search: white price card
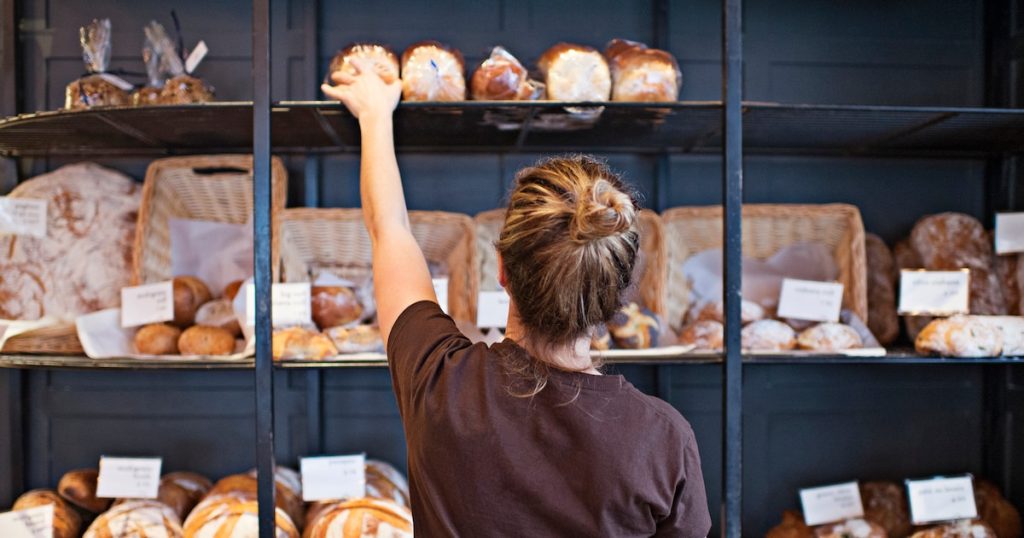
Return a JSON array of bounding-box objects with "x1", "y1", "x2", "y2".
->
[
  {"x1": 301, "y1": 454, "x2": 366, "y2": 502},
  {"x1": 898, "y1": 270, "x2": 971, "y2": 316},
  {"x1": 97, "y1": 73, "x2": 135, "y2": 91},
  {"x1": 120, "y1": 281, "x2": 174, "y2": 328},
  {"x1": 0, "y1": 198, "x2": 47, "y2": 238},
  {"x1": 776, "y1": 278, "x2": 844, "y2": 323},
  {"x1": 245, "y1": 283, "x2": 313, "y2": 327},
  {"x1": 906, "y1": 475, "x2": 978, "y2": 524},
  {"x1": 477, "y1": 290, "x2": 511, "y2": 328},
  {"x1": 995, "y1": 212, "x2": 1024, "y2": 255},
  {"x1": 432, "y1": 278, "x2": 449, "y2": 314},
  {"x1": 96, "y1": 456, "x2": 162, "y2": 499},
  {"x1": 799, "y1": 481, "x2": 865, "y2": 526},
  {"x1": 0, "y1": 504, "x2": 54, "y2": 538},
  {"x1": 184, "y1": 40, "x2": 209, "y2": 74}
]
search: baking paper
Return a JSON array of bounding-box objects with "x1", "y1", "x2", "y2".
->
[
  {"x1": 169, "y1": 217, "x2": 252, "y2": 295},
  {"x1": 76, "y1": 308, "x2": 253, "y2": 360}
]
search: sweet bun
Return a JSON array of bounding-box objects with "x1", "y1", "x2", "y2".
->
[
  {"x1": 273, "y1": 327, "x2": 338, "y2": 360},
  {"x1": 741, "y1": 319, "x2": 797, "y2": 351},
  {"x1": 606, "y1": 302, "x2": 660, "y2": 349},
  {"x1": 178, "y1": 325, "x2": 235, "y2": 356},
  {"x1": 58, "y1": 468, "x2": 111, "y2": 513},
  {"x1": 311, "y1": 286, "x2": 363, "y2": 329},
  {"x1": 172, "y1": 276, "x2": 212, "y2": 328},
  {"x1": 134, "y1": 323, "x2": 182, "y2": 355},
  {"x1": 195, "y1": 299, "x2": 242, "y2": 337},
  {"x1": 797, "y1": 323, "x2": 863, "y2": 352}
]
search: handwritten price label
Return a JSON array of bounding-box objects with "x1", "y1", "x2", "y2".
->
[
  {"x1": 121, "y1": 281, "x2": 175, "y2": 328},
  {"x1": 246, "y1": 283, "x2": 313, "y2": 328},
  {"x1": 800, "y1": 481, "x2": 864, "y2": 526},
  {"x1": 776, "y1": 279, "x2": 844, "y2": 323},
  {"x1": 477, "y1": 290, "x2": 511, "y2": 328},
  {"x1": 301, "y1": 454, "x2": 366, "y2": 501},
  {"x1": 96, "y1": 456, "x2": 162, "y2": 499},
  {"x1": 0, "y1": 198, "x2": 47, "y2": 238},
  {"x1": 898, "y1": 270, "x2": 970, "y2": 316},
  {"x1": 906, "y1": 475, "x2": 977, "y2": 524},
  {"x1": 995, "y1": 213, "x2": 1024, "y2": 255},
  {"x1": 0, "y1": 505, "x2": 53, "y2": 538}
]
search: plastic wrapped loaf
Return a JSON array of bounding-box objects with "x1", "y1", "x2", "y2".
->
[
  {"x1": 400, "y1": 41, "x2": 466, "y2": 101},
  {"x1": 66, "y1": 19, "x2": 130, "y2": 109},
  {"x1": 604, "y1": 38, "x2": 681, "y2": 102},
  {"x1": 84, "y1": 500, "x2": 184, "y2": 538},
  {"x1": 470, "y1": 46, "x2": 542, "y2": 100},
  {"x1": 537, "y1": 43, "x2": 611, "y2": 102},
  {"x1": 328, "y1": 44, "x2": 400, "y2": 85},
  {"x1": 183, "y1": 495, "x2": 298, "y2": 538},
  {"x1": 303, "y1": 498, "x2": 413, "y2": 538}
]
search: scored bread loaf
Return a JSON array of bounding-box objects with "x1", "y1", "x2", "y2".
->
[
  {"x1": 864, "y1": 234, "x2": 900, "y2": 345},
  {"x1": 183, "y1": 496, "x2": 298, "y2": 538},
  {"x1": 202, "y1": 472, "x2": 303, "y2": 527},
  {"x1": 58, "y1": 468, "x2": 111, "y2": 513},
  {"x1": 84, "y1": 499, "x2": 183, "y2": 538},
  {"x1": 742, "y1": 320, "x2": 796, "y2": 351},
  {"x1": 302, "y1": 498, "x2": 413, "y2": 538},
  {"x1": 13, "y1": 489, "x2": 82, "y2": 538}
]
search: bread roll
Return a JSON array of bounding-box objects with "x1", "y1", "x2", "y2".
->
[
  {"x1": 470, "y1": 46, "x2": 541, "y2": 101},
  {"x1": 311, "y1": 286, "x2": 363, "y2": 329},
  {"x1": 815, "y1": 519, "x2": 887, "y2": 538},
  {"x1": 303, "y1": 498, "x2": 413, "y2": 538},
  {"x1": 865, "y1": 234, "x2": 900, "y2": 345},
  {"x1": 328, "y1": 43, "x2": 400, "y2": 85},
  {"x1": 537, "y1": 43, "x2": 611, "y2": 102},
  {"x1": 915, "y1": 315, "x2": 1003, "y2": 357},
  {"x1": 134, "y1": 323, "x2": 182, "y2": 355},
  {"x1": 860, "y1": 480, "x2": 912, "y2": 538},
  {"x1": 85, "y1": 499, "x2": 183, "y2": 538},
  {"x1": 797, "y1": 323, "x2": 863, "y2": 352},
  {"x1": 741, "y1": 320, "x2": 796, "y2": 351},
  {"x1": 606, "y1": 302, "x2": 660, "y2": 349},
  {"x1": 605, "y1": 38, "x2": 681, "y2": 102},
  {"x1": 325, "y1": 325, "x2": 384, "y2": 354},
  {"x1": 400, "y1": 41, "x2": 465, "y2": 101},
  {"x1": 685, "y1": 300, "x2": 765, "y2": 326},
  {"x1": 679, "y1": 320, "x2": 724, "y2": 351},
  {"x1": 766, "y1": 510, "x2": 813, "y2": 538},
  {"x1": 13, "y1": 489, "x2": 82, "y2": 538},
  {"x1": 590, "y1": 323, "x2": 612, "y2": 351},
  {"x1": 195, "y1": 299, "x2": 242, "y2": 337},
  {"x1": 178, "y1": 325, "x2": 235, "y2": 356},
  {"x1": 183, "y1": 496, "x2": 298, "y2": 538},
  {"x1": 173, "y1": 276, "x2": 212, "y2": 328},
  {"x1": 975, "y1": 479, "x2": 1022, "y2": 538},
  {"x1": 273, "y1": 327, "x2": 338, "y2": 360},
  {"x1": 223, "y1": 280, "x2": 244, "y2": 301},
  {"x1": 58, "y1": 468, "x2": 111, "y2": 513},
  {"x1": 911, "y1": 520, "x2": 996, "y2": 538}
]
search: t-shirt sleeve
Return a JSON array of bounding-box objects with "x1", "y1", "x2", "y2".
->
[
  {"x1": 386, "y1": 300, "x2": 472, "y2": 413},
  {"x1": 655, "y1": 434, "x2": 712, "y2": 538}
]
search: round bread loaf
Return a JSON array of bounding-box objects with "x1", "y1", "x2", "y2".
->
[
  {"x1": 195, "y1": 299, "x2": 241, "y2": 337},
  {"x1": 85, "y1": 499, "x2": 183, "y2": 538},
  {"x1": 400, "y1": 41, "x2": 466, "y2": 101},
  {"x1": 204, "y1": 473, "x2": 303, "y2": 529},
  {"x1": 158, "y1": 74, "x2": 213, "y2": 104},
  {"x1": 860, "y1": 480, "x2": 912, "y2": 538},
  {"x1": 132, "y1": 86, "x2": 163, "y2": 106},
  {"x1": 183, "y1": 495, "x2": 298, "y2": 538},
  {"x1": 537, "y1": 43, "x2": 611, "y2": 102},
  {"x1": 66, "y1": 75, "x2": 130, "y2": 109},
  {"x1": 273, "y1": 327, "x2": 338, "y2": 360},
  {"x1": 311, "y1": 286, "x2": 363, "y2": 330},
  {"x1": 13, "y1": 489, "x2": 82, "y2": 538},
  {"x1": 741, "y1": 320, "x2": 797, "y2": 351},
  {"x1": 328, "y1": 43, "x2": 400, "y2": 85},
  {"x1": 114, "y1": 471, "x2": 212, "y2": 522},
  {"x1": 679, "y1": 320, "x2": 724, "y2": 351},
  {"x1": 366, "y1": 460, "x2": 410, "y2": 509},
  {"x1": 58, "y1": 468, "x2": 111, "y2": 513},
  {"x1": 178, "y1": 326, "x2": 235, "y2": 356},
  {"x1": 134, "y1": 323, "x2": 182, "y2": 355},
  {"x1": 173, "y1": 276, "x2": 212, "y2": 328},
  {"x1": 797, "y1": 323, "x2": 863, "y2": 352},
  {"x1": 325, "y1": 325, "x2": 383, "y2": 354},
  {"x1": 303, "y1": 498, "x2": 412, "y2": 538}
]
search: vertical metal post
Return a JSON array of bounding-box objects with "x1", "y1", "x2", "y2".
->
[
  {"x1": 252, "y1": 0, "x2": 276, "y2": 535},
  {"x1": 721, "y1": 0, "x2": 743, "y2": 536},
  {"x1": 303, "y1": 0, "x2": 321, "y2": 208}
]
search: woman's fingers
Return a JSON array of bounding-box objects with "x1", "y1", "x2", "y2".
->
[
  {"x1": 330, "y1": 70, "x2": 356, "y2": 85},
  {"x1": 321, "y1": 83, "x2": 349, "y2": 101}
]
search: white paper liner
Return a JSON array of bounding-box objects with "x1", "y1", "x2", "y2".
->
[
  {"x1": 0, "y1": 317, "x2": 64, "y2": 349},
  {"x1": 169, "y1": 217, "x2": 252, "y2": 295},
  {"x1": 76, "y1": 308, "x2": 253, "y2": 361}
]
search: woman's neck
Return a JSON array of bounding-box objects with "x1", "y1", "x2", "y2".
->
[{"x1": 504, "y1": 303, "x2": 601, "y2": 375}]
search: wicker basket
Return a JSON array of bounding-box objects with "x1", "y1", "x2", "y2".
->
[
  {"x1": 474, "y1": 208, "x2": 667, "y2": 316},
  {"x1": 662, "y1": 204, "x2": 867, "y2": 329},
  {"x1": 2, "y1": 324, "x2": 83, "y2": 354},
  {"x1": 278, "y1": 208, "x2": 479, "y2": 324},
  {"x1": 132, "y1": 155, "x2": 288, "y2": 285}
]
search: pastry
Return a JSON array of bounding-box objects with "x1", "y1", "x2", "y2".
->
[
  {"x1": 84, "y1": 500, "x2": 183, "y2": 538},
  {"x1": 974, "y1": 479, "x2": 1022, "y2": 538},
  {"x1": 605, "y1": 38, "x2": 681, "y2": 102},
  {"x1": 195, "y1": 299, "x2": 242, "y2": 337},
  {"x1": 223, "y1": 280, "x2": 244, "y2": 301},
  {"x1": 178, "y1": 325, "x2": 235, "y2": 356},
  {"x1": 915, "y1": 315, "x2": 1003, "y2": 357},
  {"x1": 537, "y1": 43, "x2": 612, "y2": 102},
  {"x1": 470, "y1": 46, "x2": 542, "y2": 100},
  {"x1": 134, "y1": 323, "x2": 182, "y2": 355},
  {"x1": 273, "y1": 327, "x2": 339, "y2": 360},
  {"x1": 590, "y1": 323, "x2": 612, "y2": 351},
  {"x1": 741, "y1": 319, "x2": 797, "y2": 351},
  {"x1": 66, "y1": 20, "x2": 129, "y2": 109},
  {"x1": 910, "y1": 520, "x2": 996, "y2": 538},
  {"x1": 685, "y1": 300, "x2": 765, "y2": 326},
  {"x1": 797, "y1": 323, "x2": 863, "y2": 352},
  {"x1": 132, "y1": 86, "x2": 163, "y2": 106},
  {"x1": 302, "y1": 498, "x2": 413, "y2": 538},
  {"x1": 311, "y1": 286, "x2": 363, "y2": 329},
  {"x1": 606, "y1": 302, "x2": 660, "y2": 349},
  {"x1": 173, "y1": 276, "x2": 213, "y2": 328},
  {"x1": 766, "y1": 511, "x2": 813, "y2": 538},
  {"x1": 975, "y1": 316, "x2": 1024, "y2": 355},
  {"x1": 13, "y1": 489, "x2": 82, "y2": 538},
  {"x1": 678, "y1": 320, "x2": 724, "y2": 351},
  {"x1": 815, "y1": 519, "x2": 887, "y2": 538},
  {"x1": 58, "y1": 468, "x2": 111, "y2": 513},
  {"x1": 860, "y1": 480, "x2": 912, "y2": 538},
  {"x1": 183, "y1": 497, "x2": 298, "y2": 538},
  {"x1": 158, "y1": 74, "x2": 213, "y2": 104},
  {"x1": 400, "y1": 41, "x2": 466, "y2": 101},
  {"x1": 325, "y1": 324, "x2": 384, "y2": 353},
  {"x1": 0, "y1": 163, "x2": 139, "y2": 321},
  {"x1": 865, "y1": 234, "x2": 900, "y2": 345},
  {"x1": 328, "y1": 43, "x2": 400, "y2": 85}
]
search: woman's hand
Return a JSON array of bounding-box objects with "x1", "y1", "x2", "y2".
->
[{"x1": 321, "y1": 57, "x2": 402, "y2": 121}]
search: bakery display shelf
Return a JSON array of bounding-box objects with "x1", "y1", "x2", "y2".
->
[
  {"x1": 0, "y1": 353, "x2": 254, "y2": 370},
  {"x1": 4, "y1": 101, "x2": 1024, "y2": 157},
  {"x1": 745, "y1": 349, "x2": 1024, "y2": 364}
]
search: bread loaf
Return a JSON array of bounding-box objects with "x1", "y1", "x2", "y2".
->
[
  {"x1": 400, "y1": 41, "x2": 465, "y2": 101},
  {"x1": 85, "y1": 499, "x2": 183, "y2": 538},
  {"x1": 194, "y1": 299, "x2": 241, "y2": 337},
  {"x1": 537, "y1": 43, "x2": 611, "y2": 102},
  {"x1": 66, "y1": 75, "x2": 130, "y2": 109},
  {"x1": 797, "y1": 323, "x2": 863, "y2": 352},
  {"x1": 183, "y1": 496, "x2": 298, "y2": 538},
  {"x1": 995, "y1": 252, "x2": 1023, "y2": 316},
  {"x1": 741, "y1": 320, "x2": 796, "y2": 351},
  {"x1": 685, "y1": 300, "x2": 765, "y2": 326},
  {"x1": 815, "y1": 519, "x2": 887, "y2": 538},
  {"x1": 911, "y1": 520, "x2": 996, "y2": 538},
  {"x1": 865, "y1": 234, "x2": 899, "y2": 345},
  {"x1": 914, "y1": 315, "x2": 1022, "y2": 357},
  {"x1": 470, "y1": 46, "x2": 541, "y2": 101},
  {"x1": 204, "y1": 472, "x2": 303, "y2": 528},
  {"x1": 159, "y1": 75, "x2": 213, "y2": 104},
  {"x1": 974, "y1": 479, "x2": 1022, "y2": 538},
  {"x1": 678, "y1": 320, "x2": 724, "y2": 351},
  {"x1": 860, "y1": 480, "x2": 912, "y2": 538},
  {"x1": 0, "y1": 163, "x2": 139, "y2": 321},
  {"x1": 134, "y1": 323, "x2": 181, "y2": 355},
  {"x1": 311, "y1": 286, "x2": 363, "y2": 329},
  {"x1": 325, "y1": 325, "x2": 383, "y2": 354},
  {"x1": 58, "y1": 468, "x2": 111, "y2": 513},
  {"x1": 178, "y1": 325, "x2": 235, "y2": 356},
  {"x1": 273, "y1": 327, "x2": 338, "y2": 360},
  {"x1": 766, "y1": 511, "x2": 813, "y2": 538},
  {"x1": 605, "y1": 39, "x2": 681, "y2": 102},
  {"x1": 13, "y1": 489, "x2": 82, "y2": 538},
  {"x1": 366, "y1": 460, "x2": 410, "y2": 509},
  {"x1": 302, "y1": 498, "x2": 413, "y2": 538},
  {"x1": 328, "y1": 44, "x2": 400, "y2": 85},
  {"x1": 172, "y1": 276, "x2": 212, "y2": 328},
  {"x1": 606, "y1": 302, "x2": 660, "y2": 349}
]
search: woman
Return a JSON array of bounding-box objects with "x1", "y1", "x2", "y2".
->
[{"x1": 322, "y1": 59, "x2": 711, "y2": 537}]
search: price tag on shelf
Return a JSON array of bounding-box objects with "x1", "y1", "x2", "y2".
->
[
  {"x1": 906, "y1": 475, "x2": 977, "y2": 525},
  {"x1": 995, "y1": 212, "x2": 1024, "y2": 255},
  {"x1": 300, "y1": 454, "x2": 365, "y2": 502},
  {"x1": 120, "y1": 281, "x2": 174, "y2": 328},
  {"x1": 96, "y1": 456, "x2": 162, "y2": 499},
  {"x1": 799, "y1": 481, "x2": 864, "y2": 526},
  {"x1": 776, "y1": 278, "x2": 844, "y2": 323},
  {"x1": 477, "y1": 290, "x2": 510, "y2": 328},
  {"x1": 245, "y1": 283, "x2": 313, "y2": 327},
  {"x1": 432, "y1": 278, "x2": 449, "y2": 314},
  {"x1": 184, "y1": 40, "x2": 209, "y2": 74},
  {"x1": 898, "y1": 270, "x2": 970, "y2": 316},
  {"x1": 0, "y1": 198, "x2": 47, "y2": 238},
  {"x1": 0, "y1": 504, "x2": 54, "y2": 538}
]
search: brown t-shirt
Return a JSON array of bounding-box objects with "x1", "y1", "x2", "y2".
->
[{"x1": 387, "y1": 301, "x2": 711, "y2": 537}]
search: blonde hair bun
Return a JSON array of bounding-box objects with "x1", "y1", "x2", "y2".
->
[{"x1": 571, "y1": 178, "x2": 636, "y2": 242}]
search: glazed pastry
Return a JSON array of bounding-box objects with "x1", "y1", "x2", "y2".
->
[
  {"x1": 325, "y1": 325, "x2": 384, "y2": 354},
  {"x1": 273, "y1": 327, "x2": 339, "y2": 360},
  {"x1": 606, "y1": 302, "x2": 660, "y2": 349},
  {"x1": 84, "y1": 500, "x2": 183, "y2": 538},
  {"x1": 178, "y1": 325, "x2": 236, "y2": 356},
  {"x1": 327, "y1": 43, "x2": 400, "y2": 85},
  {"x1": 134, "y1": 323, "x2": 182, "y2": 355},
  {"x1": 13, "y1": 489, "x2": 82, "y2": 538},
  {"x1": 860, "y1": 480, "x2": 912, "y2": 538},
  {"x1": 470, "y1": 46, "x2": 542, "y2": 100},
  {"x1": 915, "y1": 315, "x2": 1003, "y2": 357},
  {"x1": 741, "y1": 320, "x2": 797, "y2": 351},
  {"x1": 678, "y1": 320, "x2": 724, "y2": 351},
  {"x1": 173, "y1": 276, "x2": 213, "y2": 328},
  {"x1": 605, "y1": 38, "x2": 681, "y2": 102},
  {"x1": 311, "y1": 286, "x2": 363, "y2": 329},
  {"x1": 797, "y1": 323, "x2": 863, "y2": 352},
  {"x1": 302, "y1": 498, "x2": 413, "y2": 538},
  {"x1": 58, "y1": 468, "x2": 111, "y2": 513},
  {"x1": 537, "y1": 43, "x2": 612, "y2": 102},
  {"x1": 400, "y1": 41, "x2": 465, "y2": 101}
]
